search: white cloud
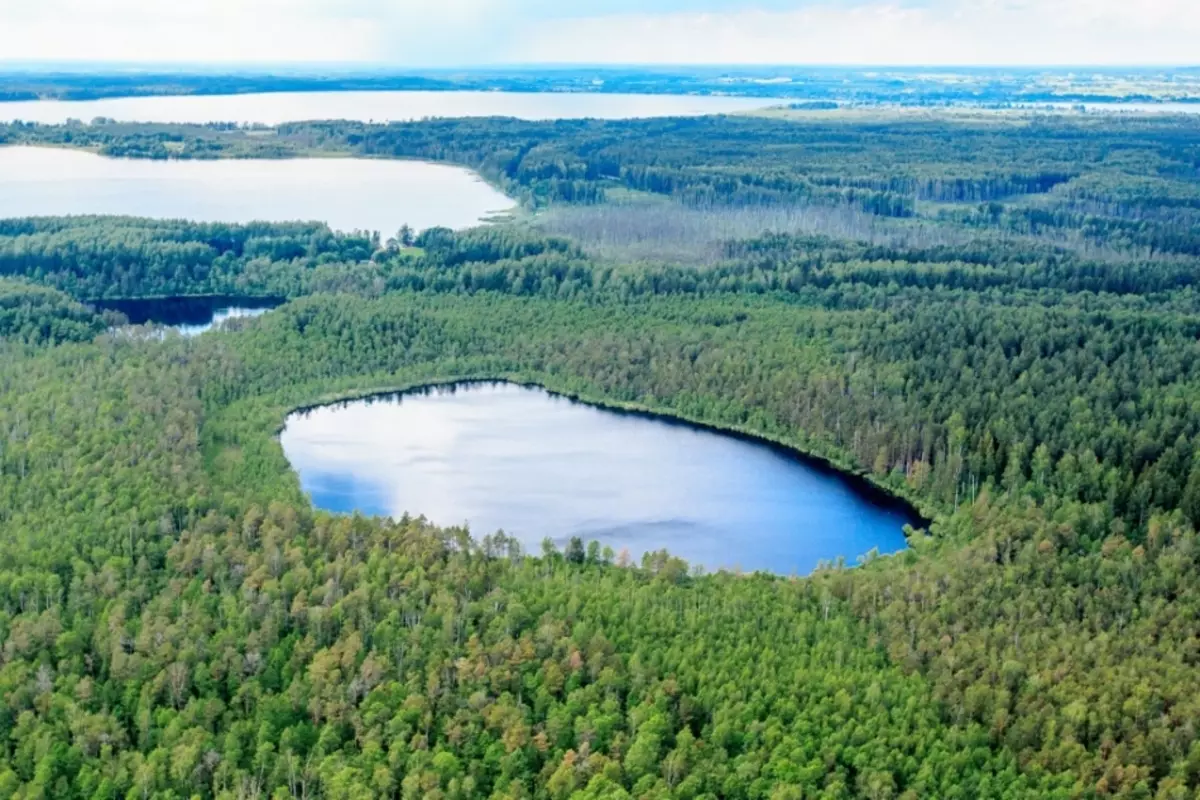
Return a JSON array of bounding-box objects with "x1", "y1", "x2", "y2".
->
[
  {"x1": 0, "y1": 0, "x2": 511, "y2": 63},
  {"x1": 0, "y1": 0, "x2": 1196, "y2": 65},
  {"x1": 0, "y1": 0, "x2": 376, "y2": 62},
  {"x1": 518, "y1": 1, "x2": 1200, "y2": 65}
]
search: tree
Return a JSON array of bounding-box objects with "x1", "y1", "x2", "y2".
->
[{"x1": 566, "y1": 537, "x2": 586, "y2": 564}]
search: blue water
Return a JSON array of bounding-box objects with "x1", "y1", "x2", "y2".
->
[
  {"x1": 94, "y1": 296, "x2": 282, "y2": 336},
  {"x1": 280, "y1": 382, "x2": 919, "y2": 575},
  {"x1": 0, "y1": 146, "x2": 515, "y2": 234},
  {"x1": 0, "y1": 91, "x2": 773, "y2": 126}
]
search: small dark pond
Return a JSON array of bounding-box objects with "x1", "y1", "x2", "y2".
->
[
  {"x1": 280, "y1": 381, "x2": 923, "y2": 575},
  {"x1": 94, "y1": 296, "x2": 283, "y2": 336}
]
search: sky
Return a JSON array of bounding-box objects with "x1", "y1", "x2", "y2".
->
[{"x1": 0, "y1": 0, "x2": 1197, "y2": 67}]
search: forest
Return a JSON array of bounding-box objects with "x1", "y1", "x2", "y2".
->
[{"x1": 1, "y1": 110, "x2": 1200, "y2": 798}]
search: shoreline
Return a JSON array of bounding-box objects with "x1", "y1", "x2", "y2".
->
[{"x1": 277, "y1": 375, "x2": 935, "y2": 536}]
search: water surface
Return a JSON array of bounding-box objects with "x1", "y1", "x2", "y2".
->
[
  {"x1": 1, "y1": 92, "x2": 1193, "y2": 126},
  {"x1": 95, "y1": 295, "x2": 282, "y2": 336},
  {"x1": 0, "y1": 91, "x2": 773, "y2": 125},
  {"x1": 281, "y1": 382, "x2": 919, "y2": 574},
  {"x1": 0, "y1": 146, "x2": 514, "y2": 233}
]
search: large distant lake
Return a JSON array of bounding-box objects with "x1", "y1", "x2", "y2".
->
[
  {"x1": 280, "y1": 382, "x2": 920, "y2": 575},
  {"x1": 0, "y1": 91, "x2": 774, "y2": 125},
  {"x1": 0, "y1": 146, "x2": 514, "y2": 233}
]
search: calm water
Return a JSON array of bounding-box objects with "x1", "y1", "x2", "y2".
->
[
  {"x1": 94, "y1": 296, "x2": 282, "y2": 336},
  {"x1": 280, "y1": 382, "x2": 919, "y2": 575},
  {"x1": 0, "y1": 146, "x2": 515, "y2": 233},
  {"x1": 0, "y1": 93, "x2": 1192, "y2": 126},
  {"x1": 0, "y1": 91, "x2": 774, "y2": 125}
]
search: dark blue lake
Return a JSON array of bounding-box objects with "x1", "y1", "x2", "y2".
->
[
  {"x1": 280, "y1": 382, "x2": 921, "y2": 574},
  {"x1": 94, "y1": 296, "x2": 282, "y2": 336}
]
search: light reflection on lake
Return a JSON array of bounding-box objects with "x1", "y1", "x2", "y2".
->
[
  {"x1": 280, "y1": 382, "x2": 921, "y2": 575},
  {"x1": 0, "y1": 90, "x2": 774, "y2": 125},
  {"x1": 0, "y1": 146, "x2": 514, "y2": 233}
]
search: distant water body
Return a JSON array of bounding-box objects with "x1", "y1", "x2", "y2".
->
[
  {"x1": 0, "y1": 146, "x2": 514, "y2": 233},
  {"x1": 94, "y1": 296, "x2": 282, "y2": 337},
  {"x1": 280, "y1": 382, "x2": 921, "y2": 575},
  {"x1": 0, "y1": 90, "x2": 774, "y2": 126}
]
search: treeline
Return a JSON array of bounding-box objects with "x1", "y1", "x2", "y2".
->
[
  {"x1": 722, "y1": 232, "x2": 1200, "y2": 295},
  {"x1": 0, "y1": 120, "x2": 294, "y2": 160},
  {"x1": 939, "y1": 202, "x2": 1200, "y2": 260},
  {"x1": 265, "y1": 114, "x2": 1200, "y2": 225},
  {"x1": 10, "y1": 217, "x2": 1200, "y2": 310},
  {"x1": 410, "y1": 226, "x2": 1200, "y2": 299},
  {"x1": 0, "y1": 216, "x2": 377, "y2": 299},
  {"x1": 0, "y1": 279, "x2": 110, "y2": 344}
]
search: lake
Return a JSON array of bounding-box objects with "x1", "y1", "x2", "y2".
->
[
  {"x1": 94, "y1": 295, "x2": 282, "y2": 336},
  {"x1": 0, "y1": 91, "x2": 774, "y2": 125},
  {"x1": 0, "y1": 146, "x2": 514, "y2": 233},
  {"x1": 280, "y1": 382, "x2": 920, "y2": 575}
]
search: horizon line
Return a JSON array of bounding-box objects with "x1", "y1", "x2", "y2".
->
[{"x1": 1, "y1": 61, "x2": 1198, "y2": 73}]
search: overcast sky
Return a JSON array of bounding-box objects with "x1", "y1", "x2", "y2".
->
[{"x1": 1, "y1": 0, "x2": 1197, "y2": 67}]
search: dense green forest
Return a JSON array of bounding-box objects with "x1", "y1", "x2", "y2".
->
[
  {"x1": 0, "y1": 217, "x2": 378, "y2": 299},
  {"x1": 3, "y1": 111, "x2": 1200, "y2": 798},
  {"x1": 0, "y1": 279, "x2": 110, "y2": 344}
]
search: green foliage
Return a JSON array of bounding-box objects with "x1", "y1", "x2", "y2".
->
[
  {"x1": 0, "y1": 216, "x2": 377, "y2": 299},
  {"x1": 0, "y1": 279, "x2": 108, "y2": 344},
  {"x1": 0, "y1": 283, "x2": 1197, "y2": 796},
  {"x1": 3, "y1": 110, "x2": 1200, "y2": 797}
]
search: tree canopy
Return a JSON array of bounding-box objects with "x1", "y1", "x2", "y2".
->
[{"x1": 2, "y1": 110, "x2": 1200, "y2": 798}]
